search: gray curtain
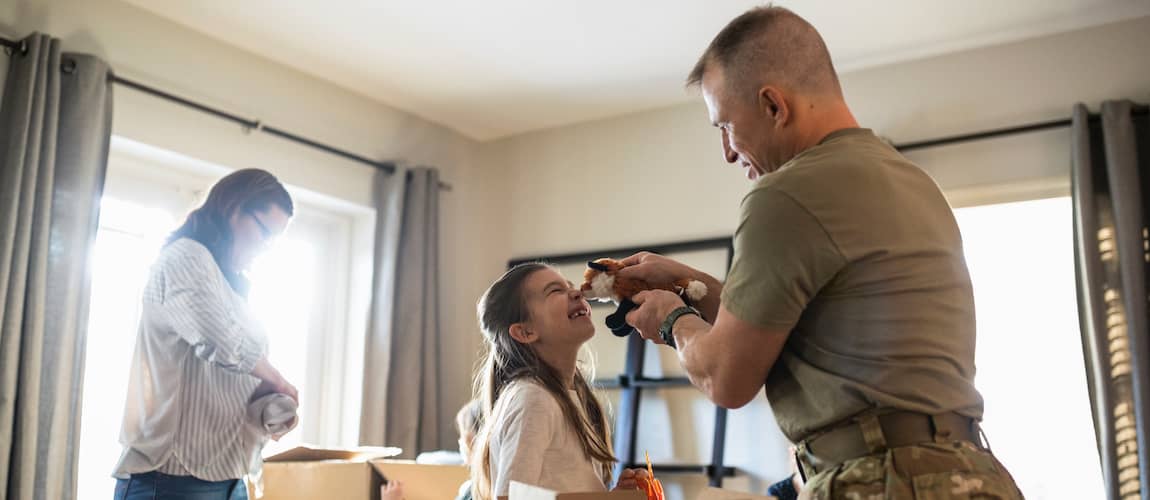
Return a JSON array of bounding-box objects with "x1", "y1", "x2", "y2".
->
[
  {"x1": 1073, "y1": 100, "x2": 1150, "y2": 500},
  {"x1": 360, "y1": 167, "x2": 444, "y2": 457},
  {"x1": 0, "y1": 34, "x2": 113, "y2": 499}
]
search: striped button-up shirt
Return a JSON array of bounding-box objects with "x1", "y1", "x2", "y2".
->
[{"x1": 114, "y1": 238, "x2": 269, "y2": 481}]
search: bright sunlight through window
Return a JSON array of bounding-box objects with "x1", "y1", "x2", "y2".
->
[{"x1": 956, "y1": 196, "x2": 1102, "y2": 499}]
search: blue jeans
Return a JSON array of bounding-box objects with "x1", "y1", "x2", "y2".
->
[{"x1": 113, "y1": 471, "x2": 248, "y2": 500}]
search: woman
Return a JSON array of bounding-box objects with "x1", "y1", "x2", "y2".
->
[
  {"x1": 113, "y1": 169, "x2": 299, "y2": 500},
  {"x1": 470, "y1": 263, "x2": 648, "y2": 500}
]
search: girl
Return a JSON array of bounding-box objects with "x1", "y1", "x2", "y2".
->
[{"x1": 471, "y1": 263, "x2": 646, "y2": 500}]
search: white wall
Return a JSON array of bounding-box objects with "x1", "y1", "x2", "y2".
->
[
  {"x1": 477, "y1": 15, "x2": 1150, "y2": 497},
  {"x1": 0, "y1": 0, "x2": 506, "y2": 450}
]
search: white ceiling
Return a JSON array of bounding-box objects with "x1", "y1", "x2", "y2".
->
[{"x1": 123, "y1": 0, "x2": 1150, "y2": 141}]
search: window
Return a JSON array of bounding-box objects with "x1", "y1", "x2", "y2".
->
[
  {"x1": 77, "y1": 157, "x2": 369, "y2": 498},
  {"x1": 77, "y1": 197, "x2": 174, "y2": 498},
  {"x1": 956, "y1": 196, "x2": 1103, "y2": 499}
]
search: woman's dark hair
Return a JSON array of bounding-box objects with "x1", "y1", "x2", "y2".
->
[{"x1": 166, "y1": 169, "x2": 293, "y2": 293}]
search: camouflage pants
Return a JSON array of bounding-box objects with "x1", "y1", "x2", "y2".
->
[{"x1": 798, "y1": 441, "x2": 1023, "y2": 499}]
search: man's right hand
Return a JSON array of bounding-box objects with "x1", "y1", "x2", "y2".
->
[{"x1": 617, "y1": 252, "x2": 697, "y2": 289}]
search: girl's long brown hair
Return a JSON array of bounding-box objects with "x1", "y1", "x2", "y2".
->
[{"x1": 470, "y1": 263, "x2": 615, "y2": 500}]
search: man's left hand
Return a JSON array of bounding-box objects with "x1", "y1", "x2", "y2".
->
[{"x1": 626, "y1": 290, "x2": 686, "y2": 344}]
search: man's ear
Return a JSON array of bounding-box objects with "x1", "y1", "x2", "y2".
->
[
  {"x1": 509, "y1": 323, "x2": 539, "y2": 344},
  {"x1": 758, "y1": 86, "x2": 790, "y2": 126}
]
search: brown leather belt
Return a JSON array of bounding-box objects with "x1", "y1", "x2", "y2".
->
[{"x1": 793, "y1": 411, "x2": 983, "y2": 481}]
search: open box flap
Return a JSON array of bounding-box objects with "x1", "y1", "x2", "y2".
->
[{"x1": 264, "y1": 444, "x2": 402, "y2": 463}]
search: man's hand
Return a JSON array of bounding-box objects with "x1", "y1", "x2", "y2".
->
[
  {"x1": 617, "y1": 252, "x2": 697, "y2": 290},
  {"x1": 625, "y1": 290, "x2": 686, "y2": 344},
  {"x1": 618, "y1": 251, "x2": 723, "y2": 322}
]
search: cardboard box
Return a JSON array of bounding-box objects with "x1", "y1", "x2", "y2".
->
[
  {"x1": 507, "y1": 482, "x2": 775, "y2": 500},
  {"x1": 509, "y1": 482, "x2": 645, "y2": 500},
  {"x1": 694, "y1": 487, "x2": 776, "y2": 500},
  {"x1": 256, "y1": 446, "x2": 466, "y2": 500},
  {"x1": 258, "y1": 445, "x2": 400, "y2": 500},
  {"x1": 371, "y1": 460, "x2": 471, "y2": 500}
]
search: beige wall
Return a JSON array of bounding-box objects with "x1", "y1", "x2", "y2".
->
[
  {"x1": 477, "y1": 14, "x2": 1150, "y2": 495},
  {"x1": 483, "y1": 16, "x2": 1150, "y2": 259},
  {"x1": 0, "y1": 0, "x2": 506, "y2": 449},
  {"x1": 5, "y1": 0, "x2": 1150, "y2": 494}
]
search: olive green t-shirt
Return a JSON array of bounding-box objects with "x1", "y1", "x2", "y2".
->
[{"x1": 721, "y1": 128, "x2": 984, "y2": 442}]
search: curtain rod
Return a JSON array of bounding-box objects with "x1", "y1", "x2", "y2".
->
[
  {"x1": 0, "y1": 37, "x2": 26, "y2": 55},
  {"x1": 0, "y1": 35, "x2": 453, "y2": 192},
  {"x1": 893, "y1": 118, "x2": 1072, "y2": 152},
  {"x1": 5, "y1": 35, "x2": 1146, "y2": 186},
  {"x1": 893, "y1": 105, "x2": 1149, "y2": 152}
]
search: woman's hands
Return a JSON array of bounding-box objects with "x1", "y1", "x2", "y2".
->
[{"x1": 251, "y1": 357, "x2": 299, "y2": 403}]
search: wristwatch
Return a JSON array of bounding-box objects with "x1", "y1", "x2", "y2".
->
[{"x1": 658, "y1": 305, "x2": 700, "y2": 349}]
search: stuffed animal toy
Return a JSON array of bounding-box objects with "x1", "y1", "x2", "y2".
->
[{"x1": 580, "y1": 258, "x2": 707, "y2": 337}]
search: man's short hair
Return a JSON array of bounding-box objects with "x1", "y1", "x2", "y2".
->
[{"x1": 687, "y1": 6, "x2": 841, "y2": 98}]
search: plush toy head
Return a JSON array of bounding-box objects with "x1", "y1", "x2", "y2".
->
[
  {"x1": 579, "y1": 257, "x2": 707, "y2": 337},
  {"x1": 581, "y1": 258, "x2": 647, "y2": 303}
]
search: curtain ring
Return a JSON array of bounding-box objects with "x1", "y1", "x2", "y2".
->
[
  {"x1": 4, "y1": 39, "x2": 29, "y2": 56},
  {"x1": 242, "y1": 120, "x2": 264, "y2": 135}
]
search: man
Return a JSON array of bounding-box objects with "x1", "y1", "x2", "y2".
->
[{"x1": 621, "y1": 6, "x2": 1022, "y2": 498}]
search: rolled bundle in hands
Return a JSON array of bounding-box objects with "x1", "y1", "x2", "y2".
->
[
  {"x1": 246, "y1": 392, "x2": 299, "y2": 497},
  {"x1": 248, "y1": 393, "x2": 299, "y2": 438}
]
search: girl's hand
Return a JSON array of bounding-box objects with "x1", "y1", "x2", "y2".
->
[
  {"x1": 381, "y1": 480, "x2": 405, "y2": 500},
  {"x1": 614, "y1": 468, "x2": 650, "y2": 490}
]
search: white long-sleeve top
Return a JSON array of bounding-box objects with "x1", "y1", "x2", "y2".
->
[
  {"x1": 114, "y1": 238, "x2": 269, "y2": 481},
  {"x1": 488, "y1": 379, "x2": 609, "y2": 497}
]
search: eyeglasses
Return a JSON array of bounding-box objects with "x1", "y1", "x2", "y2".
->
[{"x1": 247, "y1": 211, "x2": 272, "y2": 240}]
